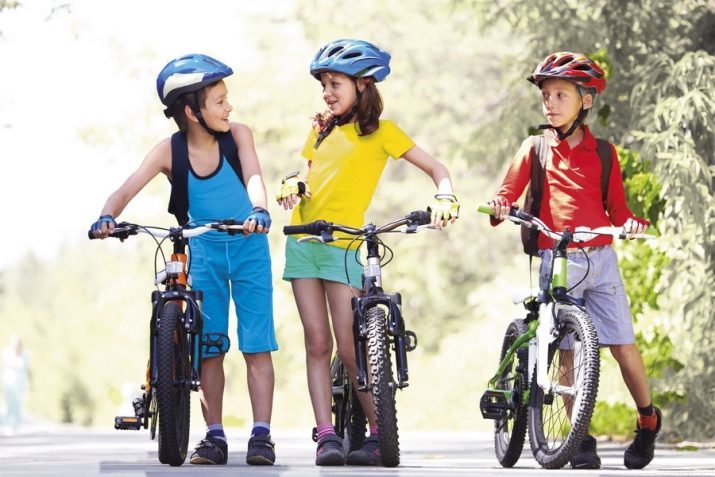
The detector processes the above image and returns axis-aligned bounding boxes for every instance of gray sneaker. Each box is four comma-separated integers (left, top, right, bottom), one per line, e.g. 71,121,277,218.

315,434,345,466
346,435,382,466
190,435,228,465
246,434,275,465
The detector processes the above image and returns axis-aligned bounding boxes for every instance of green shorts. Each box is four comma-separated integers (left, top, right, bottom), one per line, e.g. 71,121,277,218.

282,236,362,288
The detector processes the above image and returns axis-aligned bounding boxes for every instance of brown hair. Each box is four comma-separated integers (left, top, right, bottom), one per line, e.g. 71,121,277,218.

168,82,217,132
355,78,382,136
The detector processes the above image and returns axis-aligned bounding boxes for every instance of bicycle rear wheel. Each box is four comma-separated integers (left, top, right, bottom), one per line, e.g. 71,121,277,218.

330,355,366,452
365,306,399,467
494,319,529,468
528,308,600,469
156,302,191,466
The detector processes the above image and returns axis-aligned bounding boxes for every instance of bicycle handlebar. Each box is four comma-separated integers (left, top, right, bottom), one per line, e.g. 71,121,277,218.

282,210,432,242
88,220,246,241
477,204,655,242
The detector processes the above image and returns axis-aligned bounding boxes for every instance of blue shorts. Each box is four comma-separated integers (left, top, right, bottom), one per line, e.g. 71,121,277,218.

282,236,362,288
539,246,635,345
188,234,278,356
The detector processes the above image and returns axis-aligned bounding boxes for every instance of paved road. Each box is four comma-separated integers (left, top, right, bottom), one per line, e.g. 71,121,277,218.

1,422,713,476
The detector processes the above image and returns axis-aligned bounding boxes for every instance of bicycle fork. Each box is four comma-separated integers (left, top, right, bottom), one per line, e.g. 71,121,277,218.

351,292,418,392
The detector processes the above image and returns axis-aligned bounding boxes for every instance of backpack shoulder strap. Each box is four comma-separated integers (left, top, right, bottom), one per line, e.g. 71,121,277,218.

529,135,548,211
595,138,613,210
217,130,244,185
168,131,190,226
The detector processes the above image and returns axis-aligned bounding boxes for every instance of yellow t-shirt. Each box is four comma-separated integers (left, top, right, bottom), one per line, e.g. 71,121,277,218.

290,120,415,247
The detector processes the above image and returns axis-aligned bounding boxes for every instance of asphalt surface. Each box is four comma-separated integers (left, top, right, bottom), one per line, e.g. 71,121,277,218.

1,420,714,476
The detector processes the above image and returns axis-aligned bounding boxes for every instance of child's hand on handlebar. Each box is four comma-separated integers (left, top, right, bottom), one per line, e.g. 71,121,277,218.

89,214,117,239
622,216,650,237
489,197,512,220
429,193,460,229
244,207,271,234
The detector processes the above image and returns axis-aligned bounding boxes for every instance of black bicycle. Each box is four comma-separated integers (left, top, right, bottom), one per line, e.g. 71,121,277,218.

89,219,243,466
284,210,432,467
477,204,654,469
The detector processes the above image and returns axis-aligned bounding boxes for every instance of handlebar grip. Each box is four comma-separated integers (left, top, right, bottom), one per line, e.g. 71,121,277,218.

476,204,495,215
283,220,331,236
88,230,97,240
408,210,432,226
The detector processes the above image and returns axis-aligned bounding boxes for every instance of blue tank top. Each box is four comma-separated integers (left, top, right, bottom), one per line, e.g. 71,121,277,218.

188,155,252,240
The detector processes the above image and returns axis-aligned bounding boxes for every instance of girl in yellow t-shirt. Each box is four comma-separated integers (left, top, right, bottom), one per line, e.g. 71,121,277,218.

276,38,459,466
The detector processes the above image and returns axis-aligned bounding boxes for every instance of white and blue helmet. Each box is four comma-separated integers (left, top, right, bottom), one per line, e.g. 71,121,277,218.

156,54,233,116
310,39,391,82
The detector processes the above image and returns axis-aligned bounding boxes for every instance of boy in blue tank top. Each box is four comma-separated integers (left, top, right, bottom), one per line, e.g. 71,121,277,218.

89,54,278,466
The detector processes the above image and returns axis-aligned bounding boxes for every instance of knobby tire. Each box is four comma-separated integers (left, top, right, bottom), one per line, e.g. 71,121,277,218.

366,306,400,467
494,319,529,467
156,302,191,466
528,308,600,469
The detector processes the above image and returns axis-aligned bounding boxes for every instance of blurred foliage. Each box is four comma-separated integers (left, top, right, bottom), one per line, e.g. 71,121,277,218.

468,0,715,440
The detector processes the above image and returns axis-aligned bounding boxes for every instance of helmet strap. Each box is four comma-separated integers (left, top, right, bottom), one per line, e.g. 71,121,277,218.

184,91,223,137
537,107,589,141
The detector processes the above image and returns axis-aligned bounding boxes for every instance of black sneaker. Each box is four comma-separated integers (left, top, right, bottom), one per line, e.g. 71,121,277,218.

315,434,345,466
190,435,228,465
346,435,382,466
625,407,662,469
246,434,275,465
570,434,601,469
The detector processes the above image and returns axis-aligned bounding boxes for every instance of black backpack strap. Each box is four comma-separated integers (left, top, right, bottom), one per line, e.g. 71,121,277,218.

167,131,246,226
529,135,548,213
521,135,548,257
595,138,612,210
217,131,244,185
168,132,190,226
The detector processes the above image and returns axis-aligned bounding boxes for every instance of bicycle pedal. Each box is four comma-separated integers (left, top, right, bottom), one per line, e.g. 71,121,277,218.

114,415,143,430
479,389,510,420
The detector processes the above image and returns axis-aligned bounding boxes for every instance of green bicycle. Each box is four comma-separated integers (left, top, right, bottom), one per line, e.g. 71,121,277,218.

477,204,654,469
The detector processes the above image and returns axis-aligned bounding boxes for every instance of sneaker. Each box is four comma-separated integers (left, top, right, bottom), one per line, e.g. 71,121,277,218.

346,435,382,466
190,435,228,465
625,407,662,469
570,434,601,469
315,434,345,466
246,434,275,465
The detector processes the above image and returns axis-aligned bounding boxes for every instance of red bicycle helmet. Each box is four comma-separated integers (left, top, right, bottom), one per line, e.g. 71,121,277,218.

527,52,606,94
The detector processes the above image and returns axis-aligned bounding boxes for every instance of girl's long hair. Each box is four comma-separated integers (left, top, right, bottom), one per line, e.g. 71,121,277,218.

355,78,382,136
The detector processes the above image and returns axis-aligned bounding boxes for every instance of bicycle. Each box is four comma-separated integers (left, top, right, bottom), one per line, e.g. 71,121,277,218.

89,219,244,466
476,204,654,469
283,210,432,467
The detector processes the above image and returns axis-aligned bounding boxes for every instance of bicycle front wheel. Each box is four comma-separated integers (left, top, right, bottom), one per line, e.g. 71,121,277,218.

366,306,399,467
528,308,600,469
156,302,191,466
494,319,529,468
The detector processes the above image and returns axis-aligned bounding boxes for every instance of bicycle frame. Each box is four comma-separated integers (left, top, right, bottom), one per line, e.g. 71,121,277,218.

483,228,590,413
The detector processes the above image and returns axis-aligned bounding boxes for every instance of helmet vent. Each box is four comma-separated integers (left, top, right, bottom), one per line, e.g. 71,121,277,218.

343,52,362,59
554,55,574,66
